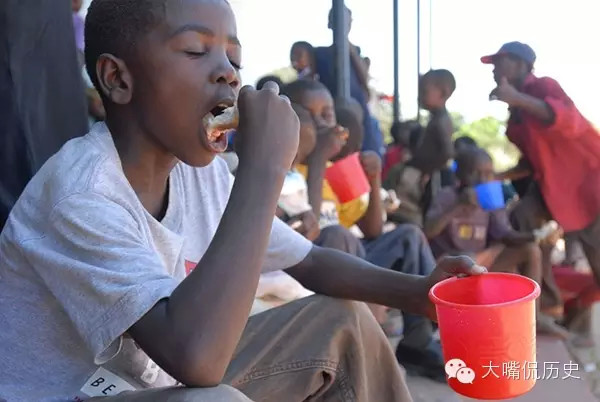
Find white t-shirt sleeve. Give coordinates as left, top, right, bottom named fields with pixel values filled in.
left=227, top=172, right=313, bottom=272
left=20, top=192, right=179, bottom=363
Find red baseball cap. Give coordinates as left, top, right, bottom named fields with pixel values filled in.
left=481, top=41, right=536, bottom=65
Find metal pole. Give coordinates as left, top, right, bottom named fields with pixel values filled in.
left=332, top=0, right=350, bottom=105
left=416, top=0, right=422, bottom=122
left=393, top=0, right=400, bottom=122
left=429, top=0, right=433, bottom=69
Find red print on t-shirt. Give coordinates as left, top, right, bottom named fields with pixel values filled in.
left=185, top=260, right=197, bottom=276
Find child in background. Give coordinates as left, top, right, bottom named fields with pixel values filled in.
left=382, top=120, right=420, bottom=181
left=256, top=104, right=320, bottom=310
left=284, top=79, right=450, bottom=381
left=277, top=103, right=320, bottom=242
left=425, top=147, right=570, bottom=337
left=290, top=41, right=317, bottom=80
left=384, top=69, right=456, bottom=226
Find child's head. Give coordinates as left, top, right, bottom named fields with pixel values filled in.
left=456, top=147, right=494, bottom=187
left=333, top=104, right=363, bottom=160
left=390, top=120, right=420, bottom=147
left=328, top=6, right=352, bottom=35
left=454, top=136, right=478, bottom=154
left=256, top=75, right=284, bottom=90
left=72, top=0, right=83, bottom=12
left=419, top=69, right=456, bottom=111
left=85, top=0, right=241, bottom=167
left=290, top=41, right=314, bottom=75
left=291, top=103, right=317, bottom=167
left=282, top=79, right=336, bottom=131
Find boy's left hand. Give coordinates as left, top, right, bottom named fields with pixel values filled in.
left=360, top=151, right=382, bottom=184
left=421, top=256, right=487, bottom=320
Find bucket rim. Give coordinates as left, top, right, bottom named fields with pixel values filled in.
left=429, top=272, right=541, bottom=309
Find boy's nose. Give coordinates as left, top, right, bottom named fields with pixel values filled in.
left=211, top=59, right=240, bottom=88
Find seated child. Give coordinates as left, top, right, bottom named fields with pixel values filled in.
left=276, top=103, right=320, bottom=241
left=290, top=41, right=317, bottom=80
left=283, top=79, right=450, bottom=381
left=384, top=69, right=456, bottom=226
left=425, top=146, right=570, bottom=337
left=255, top=104, right=319, bottom=308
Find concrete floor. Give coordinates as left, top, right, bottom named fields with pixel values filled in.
left=404, top=304, right=600, bottom=402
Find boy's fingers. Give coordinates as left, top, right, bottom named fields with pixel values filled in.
left=239, top=84, right=255, bottom=99
left=261, top=81, right=280, bottom=95
left=436, top=255, right=487, bottom=276
left=280, top=94, right=291, bottom=104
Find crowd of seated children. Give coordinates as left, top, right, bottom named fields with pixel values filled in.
left=384, top=69, right=456, bottom=226
left=281, top=78, right=452, bottom=381
left=424, top=146, right=571, bottom=338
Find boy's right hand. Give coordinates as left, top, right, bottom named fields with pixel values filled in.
left=315, top=125, right=349, bottom=161
left=236, top=82, right=299, bottom=171
left=288, top=210, right=320, bottom=242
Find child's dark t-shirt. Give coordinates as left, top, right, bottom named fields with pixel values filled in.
left=427, top=187, right=513, bottom=258
left=407, top=110, right=454, bottom=175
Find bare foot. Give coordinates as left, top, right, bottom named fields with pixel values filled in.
left=536, top=313, right=572, bottom=340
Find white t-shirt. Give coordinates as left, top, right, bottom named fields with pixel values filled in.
left=278, top=170, right=312, bottom=217
left=0, top=123, right=312, bottom=402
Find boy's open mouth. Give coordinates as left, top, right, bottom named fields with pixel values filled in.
left=202, top=103, right=238, bottom=153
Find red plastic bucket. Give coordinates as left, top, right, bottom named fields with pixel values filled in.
left=325, top=153, right=371, bottom=203
left=429, top=273, right=540, bottom=400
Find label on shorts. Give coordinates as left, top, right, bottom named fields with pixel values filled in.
left=80, top=367, right=136, bottom=397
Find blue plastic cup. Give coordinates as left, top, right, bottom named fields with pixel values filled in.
left=475, top=181, right=505, bottom=211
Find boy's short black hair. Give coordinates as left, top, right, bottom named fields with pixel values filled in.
left=454, top=136, right=477, bottom=150
left=290, top=41, right=314, bottom=55
left=390, top=120, right=421, bottom=146
left=455, top=146, right=491, bottom=181
left=256, top=75, right=284, bottom=90
left=84, top=0, right=168, bottom=94
left=421, top=69, right=456, bottom=97
left=291, top=103, right=313, bottom=125
left=281, top=79, right=330, bottom=105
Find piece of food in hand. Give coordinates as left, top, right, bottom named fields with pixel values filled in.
left=533, top=221, right=559, bottom=242
left=202, top=105, right=239, bottom=152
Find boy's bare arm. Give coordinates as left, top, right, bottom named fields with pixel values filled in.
left=425, top=189, right=476, bottom=239
left=356, top=151, right=384, bottom=239
left=305, top=126, right=347, bottom=217
left=287, top=247, right=484, bottom=321
left=424, top=204, right=462, bottom=238
left=496, top=159, right=532, bottom=181
left=501, top=231, right=535, bottom=246
left=129, top=85, right=300, bottom=387
left=305, top=148, right=329, bottom=217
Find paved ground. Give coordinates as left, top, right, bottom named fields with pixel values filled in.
left=404, top=303, right=600, bottom=402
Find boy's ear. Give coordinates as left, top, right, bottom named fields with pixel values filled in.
left=96, top=54, right=133, bottom=105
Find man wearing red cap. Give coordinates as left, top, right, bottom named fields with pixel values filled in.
left=482, top=42, right=600, bottom=306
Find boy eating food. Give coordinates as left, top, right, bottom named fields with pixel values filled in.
left=0, top=1, right=483, bottom=401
